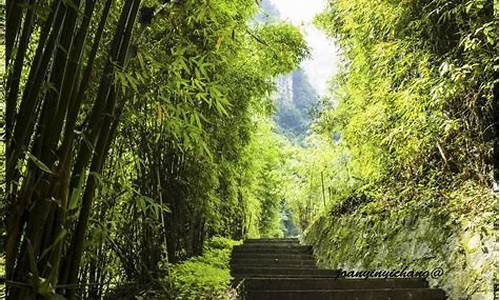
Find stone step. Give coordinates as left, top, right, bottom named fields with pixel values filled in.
left=245, top=238, right=300, bottom=244
left=231, top=239, right=447, bottom=299
left=244, top=288, right=447, bottom=300
left=231, top=267, right=341, bottom=278
left=233, top=266, right=320, bottom=271
left=230, top=258, right=317, bottom=267
left=232, top=264, right=318, bottom=270
left=233, top=245, right=313, bottom=254
left=230, top=253, right=315, bottom=260
left=239, top=242, right=303, bottom=248
left=243, top=278, right=429, bottom=290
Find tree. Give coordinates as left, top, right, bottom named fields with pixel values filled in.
left=3, top=0, right=308, bottom=298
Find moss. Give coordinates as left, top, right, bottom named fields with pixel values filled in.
left=304, top=180, right=498, bottom=299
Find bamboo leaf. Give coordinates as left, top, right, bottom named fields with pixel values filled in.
left=68, top=175, right=85, bottom=211
left=39, top=229, right=67, bottom=261
left=27, top=152, right=55, bottom=175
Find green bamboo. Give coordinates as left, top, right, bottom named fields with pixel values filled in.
left=5, top=0, right=24, bottom=65
left=5, top=0, right=35, bottom=143
left=5, top=2, right=65, bottom=288
left=63, top=2, right=141, bottom=296
left=69, top=0, right=135, bottom=195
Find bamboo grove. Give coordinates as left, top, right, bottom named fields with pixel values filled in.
left=283, top=0, right=498, bottom=298
left=2, top=0, right=499, bottom=299
left=283, top=0, right=499, bottom=230
left=2, top=0, right=307, bottom=298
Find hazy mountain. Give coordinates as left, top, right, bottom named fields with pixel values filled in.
left=259, top=0, right=320, bottom=142
left=257, top=0, right=281, bottom=21
left=274, top=70, right=319, bottom=141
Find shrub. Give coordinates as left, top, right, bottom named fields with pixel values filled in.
left=169, top=237, right=241, bottom=300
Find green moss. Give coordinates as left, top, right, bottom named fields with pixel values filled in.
left=305, top=180, right=498, bottom=299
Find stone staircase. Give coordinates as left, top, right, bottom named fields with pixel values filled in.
left=230, top=238, right=447, bottom=300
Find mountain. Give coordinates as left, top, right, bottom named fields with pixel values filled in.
left=274, top=69, right=319, bottom=141
left=258, top=0, right=320, bottom=142
left=257, top=0, right=281, bottom=22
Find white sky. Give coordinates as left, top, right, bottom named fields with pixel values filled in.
left=270, top=0, right=340, bottom=96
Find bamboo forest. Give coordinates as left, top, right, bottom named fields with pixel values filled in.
left=1, top=0, right=498, bottom=299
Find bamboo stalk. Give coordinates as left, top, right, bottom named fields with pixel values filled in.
left=63, top=2, right=141, bottom=296
left=5, top=3, right=65, bottom=291
left=5, top=0, right=24, bottom=64
left=5, top=0, right=35, bottom=143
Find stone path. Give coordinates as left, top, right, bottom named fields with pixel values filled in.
left=230, top=238, right=447, bottom=300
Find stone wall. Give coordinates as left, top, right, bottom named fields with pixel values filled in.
left=304, top=181, right=498, bottom=299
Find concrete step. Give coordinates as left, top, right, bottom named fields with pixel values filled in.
left=244, top=288, right=447, bottom=300
left=232, top=267, right=342, bottom=278
left=233, top=245, right=313, bottom=254
left=243, top=278, right=429, bottom=290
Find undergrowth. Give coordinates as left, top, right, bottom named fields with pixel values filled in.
left=169, top=237, right=241, bottom=300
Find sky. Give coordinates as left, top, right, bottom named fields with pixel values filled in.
left=269, top=0, right=340, bottom=96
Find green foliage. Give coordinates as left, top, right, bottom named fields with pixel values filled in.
left=68, top=0, right=308, bottom=297
left=108, top=0, right=308, bottom=262
left=251, top=23, right=310, bottom=76
left=9, top=0, right=497, bottom=299
left=297, top=0, right=499, bottom=299
left=314, top=0, right=498, bottom=184
left=171, top=261, right=230, bottom=300
left=4, top=0, right=308, bottom=298
left=281, top=134, right=351, bottom=230
left=169, top=237, right=241, bottom=300
left=204, top=236, right=242, bottom=252
left=0, top=255, right=4, bottom=298
left=4, top=0, right=143, bottom=297
left=239, top=118, right=295, bottom=238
